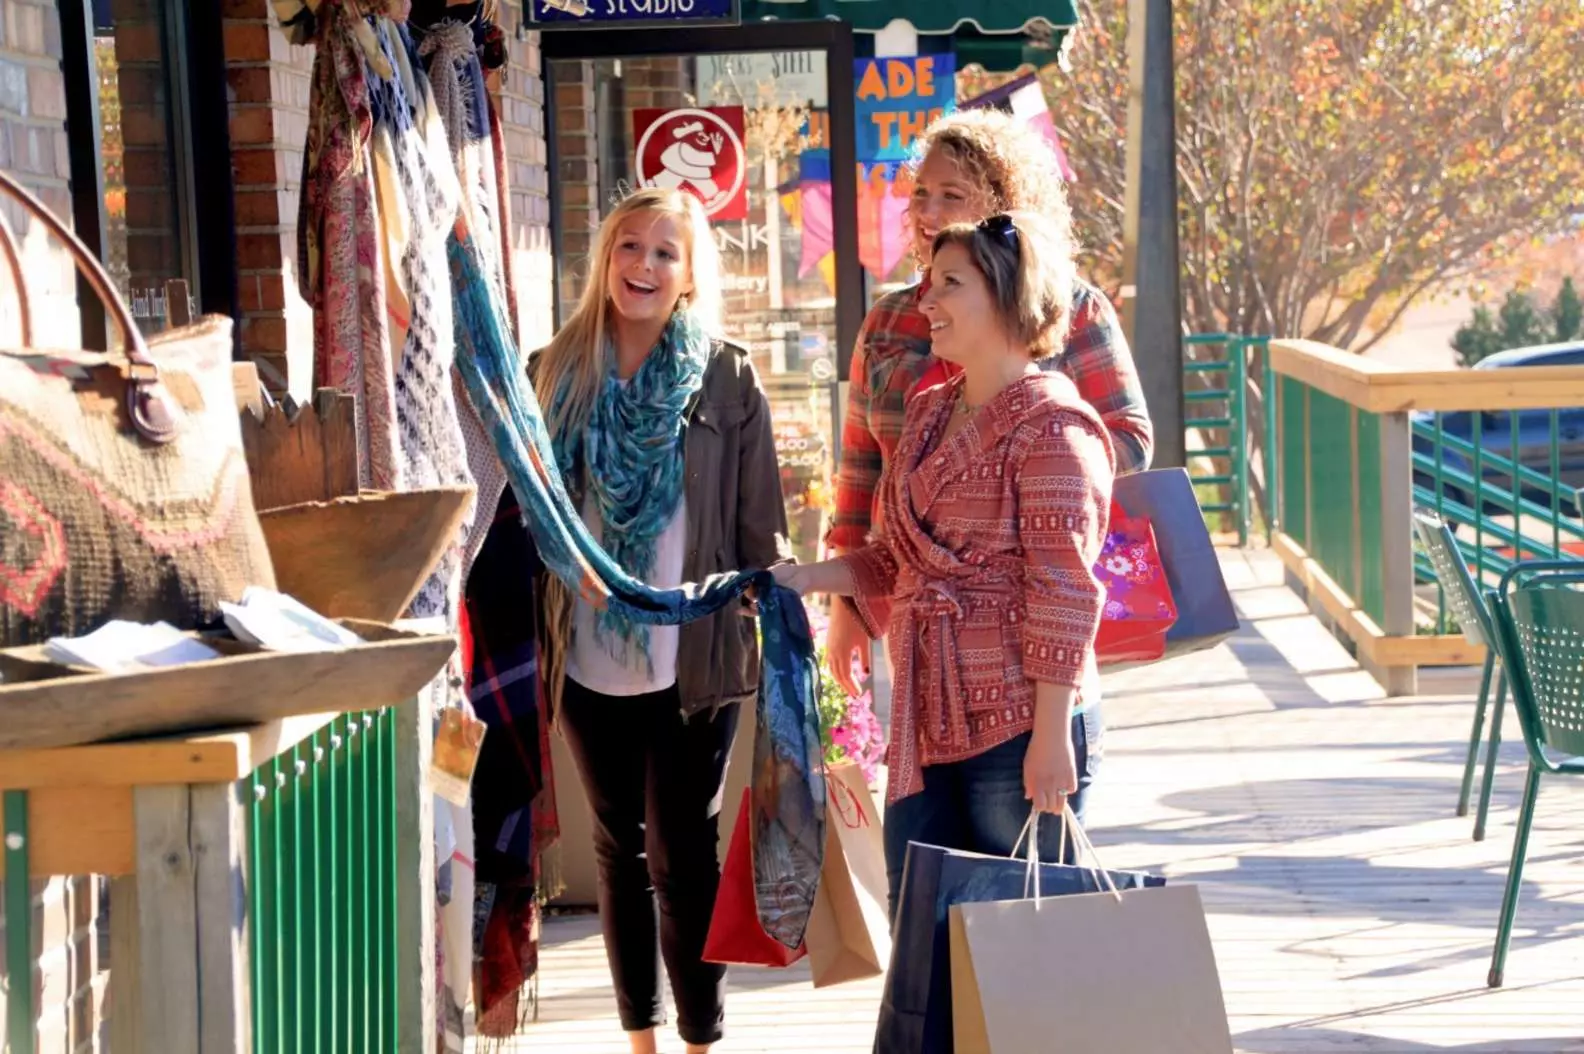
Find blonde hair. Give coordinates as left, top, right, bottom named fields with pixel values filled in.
left=533, top=187, right=722, bottom=442
left=913, top=110, right=1074, bottom=244
left=932, top=211, right=1077, bottom=359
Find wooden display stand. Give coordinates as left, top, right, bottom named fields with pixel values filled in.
left=0, top=716, right=338, bottom=1052
left=0, top=367, right=465, bottom=1053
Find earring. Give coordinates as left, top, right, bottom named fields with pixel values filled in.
left=676, top=293, right=691, bottom=313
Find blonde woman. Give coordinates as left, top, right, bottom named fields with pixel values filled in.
left=776, top=213, right=1114, bottom=914
left=534, top=188, right=790, bottom=1054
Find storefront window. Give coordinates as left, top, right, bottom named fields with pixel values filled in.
left=90, top=0, right=196, bottom=336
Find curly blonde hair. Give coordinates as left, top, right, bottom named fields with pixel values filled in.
left=912, top=109, right=1075, bottom=244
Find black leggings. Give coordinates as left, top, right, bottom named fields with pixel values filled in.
left=558, top=677, right=739, bottom=1045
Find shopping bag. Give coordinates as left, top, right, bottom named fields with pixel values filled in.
left=1110, top=468, right=1239, bottom=667
left=950, top=811, right=1232, bottom=1054
left=804, top=761, right=891, bottom=987
left=702, top=787, right=807, bottom=968
left=1094, top=502, right=1178, bottom=665
left=874, top=829, right=1165, bottom=1054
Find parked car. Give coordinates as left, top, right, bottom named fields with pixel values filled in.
left=1411, top=341, right=1584, bottom=517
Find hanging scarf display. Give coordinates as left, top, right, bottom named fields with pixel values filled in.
left=367, top=18, right=476, bottom=628
left=449, top=233, right=826, bottom=951
left=547, top=311, right=710, bottom=671
left=300, top=0, right=398, bottom=489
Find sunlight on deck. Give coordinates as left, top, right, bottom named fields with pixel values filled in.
left=485, top=550, right=1584, bottom=1053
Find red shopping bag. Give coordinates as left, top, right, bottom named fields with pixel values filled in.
left=1094, top=503, right=1179, bottom=664
left=703, top=788, right=808, bottom=967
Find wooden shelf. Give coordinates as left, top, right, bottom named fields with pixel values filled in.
left=0, top=713, right=336, bottom=878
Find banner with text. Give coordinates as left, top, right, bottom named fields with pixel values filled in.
left=853, top=54, right=956, bottom=163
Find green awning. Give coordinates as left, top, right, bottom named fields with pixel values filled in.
left=951, top=22, right=1071, bottom=71
left=738, top=0, right=1077, bottom=36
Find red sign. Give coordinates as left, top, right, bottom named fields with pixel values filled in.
left=633, top=106, right=748, bottom=221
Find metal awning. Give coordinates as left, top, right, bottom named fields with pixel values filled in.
left=738, top=0, right=1077, bottom=37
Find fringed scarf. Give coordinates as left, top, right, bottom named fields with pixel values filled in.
left=547, top=311, right=710, bottom=671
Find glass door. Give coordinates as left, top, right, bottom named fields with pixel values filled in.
left=543, top=23, right=861, bottom=563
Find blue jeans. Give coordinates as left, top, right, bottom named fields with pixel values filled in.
left=882, top=706, right=1104, bottom=920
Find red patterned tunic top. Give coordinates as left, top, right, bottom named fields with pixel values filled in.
left=841, top=372, right=1115, bottom=802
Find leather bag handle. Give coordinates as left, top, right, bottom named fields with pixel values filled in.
left=0, top=170, right=177, bottom=444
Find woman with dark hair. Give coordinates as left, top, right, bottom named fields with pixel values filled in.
left=778, top=212, right=1114, bottom=913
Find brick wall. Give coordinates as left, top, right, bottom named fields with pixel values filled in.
left=494, top=4, right=553, bottom=350
left=0, top=0, right=77, bottom=349
left=224, top=0, right=314, bottom=397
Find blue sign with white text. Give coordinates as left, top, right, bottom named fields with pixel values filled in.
left=531, top=0, right=738, bottom=27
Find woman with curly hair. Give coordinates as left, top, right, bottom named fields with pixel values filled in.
left=820, top=109, right=1152, bottom=910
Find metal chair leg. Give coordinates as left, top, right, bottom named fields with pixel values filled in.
left=1457, top=652, right=1496, bottom=817
left=1473, top=669, right=1508, bottom=842
left=1489, top=762, right=1541, bottom=988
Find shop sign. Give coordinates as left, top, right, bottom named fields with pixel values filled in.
left=698, top=52, right=828, bottom=108
left=634, top=107, right=749, bottom=221
left=530, top=0, right=739, bottom=28
left=853, top=54, right=957, bottom=163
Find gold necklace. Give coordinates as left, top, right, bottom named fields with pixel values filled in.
left=955, top=390, right=980, bottom=416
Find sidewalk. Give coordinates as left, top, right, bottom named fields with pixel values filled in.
left=497, top=550, right=1584, bottom=1052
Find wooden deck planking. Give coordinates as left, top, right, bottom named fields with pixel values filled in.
left=486, top=550, right=1584, bottom=1052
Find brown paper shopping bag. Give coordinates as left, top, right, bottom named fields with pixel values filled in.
left=949, top=809, right=1233, bottom=1054
left=803, top=761, right=892, bottom=987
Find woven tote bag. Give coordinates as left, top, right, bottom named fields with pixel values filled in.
left=0, top=170, right=276, bottom=646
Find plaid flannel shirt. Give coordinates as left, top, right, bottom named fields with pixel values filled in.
left=827, top=278, right=1152, bottom=552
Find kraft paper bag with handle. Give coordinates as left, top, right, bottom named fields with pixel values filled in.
left=803, top=761, right=892, bottom=987
left=875, top=833, right=1164, bottom=1053
left=949, top=809, right=1233, bottom=1054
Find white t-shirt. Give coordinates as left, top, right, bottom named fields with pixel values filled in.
left=566, top=490, right=688, bottom=697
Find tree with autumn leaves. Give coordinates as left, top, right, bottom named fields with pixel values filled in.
left=1031, top=0, right=1584, bottom=351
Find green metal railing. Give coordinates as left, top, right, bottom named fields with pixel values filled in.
left=1276, top=376, right=1392, bottom=628
left=1411, top=410, right=1583, bottom=633
left=1184, top=334, right=1264, bottom=546
left=1268, top=337, right=1584, bottom=685
left=250, top=708, right=400, bottom=1054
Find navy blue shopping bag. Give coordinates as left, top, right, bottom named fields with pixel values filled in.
left=873, top=841, right=1165, bottom=1054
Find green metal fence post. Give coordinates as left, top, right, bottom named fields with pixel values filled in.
left=4, top=790, right=32, bottom=1054
left=1233, top=337, right=1250, bottom=547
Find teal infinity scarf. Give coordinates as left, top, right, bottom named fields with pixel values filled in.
left=547, top=311, right=709, bottom=670
left=449, top=233, right=823, bottom=950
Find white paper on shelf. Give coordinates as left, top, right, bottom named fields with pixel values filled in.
left=44, top=621, right=222, bottom=673
left=220, top=588, right=363, bottom=653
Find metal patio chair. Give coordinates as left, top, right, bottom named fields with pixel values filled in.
left=1413, top=511, right=1508, bottom=839
left=1482, top=561, right=1584, bottom=987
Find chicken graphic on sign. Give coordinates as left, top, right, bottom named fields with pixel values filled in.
left=633, top=106, right=748, bottom=221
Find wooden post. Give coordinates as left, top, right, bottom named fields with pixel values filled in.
left=395, top=693, right=437, bottom=1053
left=1376, top=412, right=1418, bottom=696
left=112, top=784, right=251, bottom=1054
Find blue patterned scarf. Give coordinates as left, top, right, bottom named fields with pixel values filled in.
left=448, top=232, right=824, bottom=950
left=548, top=311, right=709, bottom=670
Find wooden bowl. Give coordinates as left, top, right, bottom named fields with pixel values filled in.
left=258, top=486, right=475, bottom=622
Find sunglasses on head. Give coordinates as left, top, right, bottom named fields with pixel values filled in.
left=979, top=214, right=1020, bottom=251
